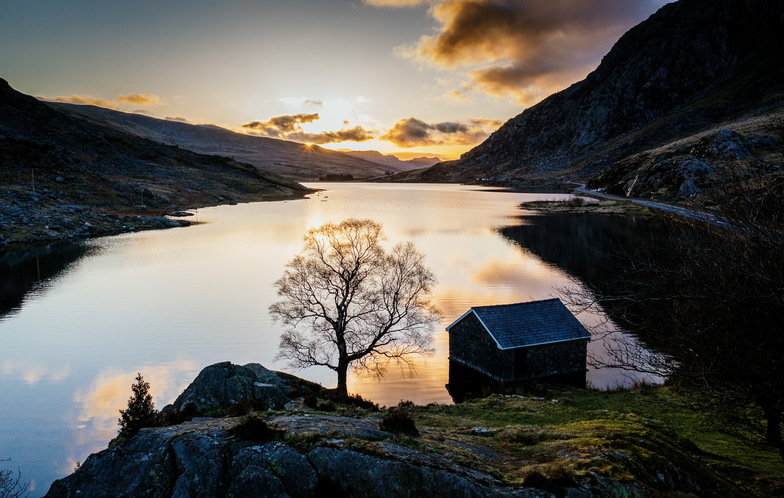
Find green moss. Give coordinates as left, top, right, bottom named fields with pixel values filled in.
left=407, top=387, right=784, bottom=496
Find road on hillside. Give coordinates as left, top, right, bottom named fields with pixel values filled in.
left=567, top=182, right=724, bottom=225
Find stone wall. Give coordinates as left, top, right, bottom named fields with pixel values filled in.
left=518, top=340, right=588, bottom=380
left=448, top=313, right=515, bottom=381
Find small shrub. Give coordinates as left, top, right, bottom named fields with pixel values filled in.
left=380, top=410, right=419, bottom=437
left=229, top=416, right=282, bottom=443
left=304, top=395, right=319, bottom=409
left=322, top=390, right=379, bottom=411
left=397, top=400, right=415, bottom=408
left=523, top=463, right=576, bottom=493
left=317, top=401, right=337, bottom=412
left=118, top=373, right=160, bottom=439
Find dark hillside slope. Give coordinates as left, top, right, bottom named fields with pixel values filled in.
left=0, top=78, right=309, bottom=247
left=417, top=0, right=784, bottom=187
left=49, top=103, right=402, bottom=180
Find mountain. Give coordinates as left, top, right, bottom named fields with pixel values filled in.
left=339, top=150, right=440, bottom=171
left=412, top=0, right=784, bottom=202
left=49, top=103, right=409, bottom=180
left=0, top=78, right=310, bottom=247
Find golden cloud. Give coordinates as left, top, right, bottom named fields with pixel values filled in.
left=380, top=117, right=500, bottom=147
left=242, top=113, right=321, bottom=138
left=243, top=114, right=373, bottom=144
left=288, top=126, right=375, bottom=145
left=45, top=95, right=118, bottom=109
left=399, top=0, right=666, bottom=104
left=116, top=93, right=162, bottom=106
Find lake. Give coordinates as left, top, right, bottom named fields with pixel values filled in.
left=0, top=183, right=652, bottom=496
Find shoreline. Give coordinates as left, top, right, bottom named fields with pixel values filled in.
left=518, top=198, right=655, bottom=216
left=0, top=190, right=313, bottom=255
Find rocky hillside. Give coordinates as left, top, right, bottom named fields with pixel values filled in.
left=44, top=362, right=784, bottom=497
left=0, top=78, right=310, bottom=248
left=49, top=103, right=418, bottom=181
left=413, top=0, right=784, bottom=202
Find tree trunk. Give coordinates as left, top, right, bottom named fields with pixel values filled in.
left=336, top=330, right=349, bottom=397
left=336, top=362, right=348, bottom=397
left=762, top=403, right=784, bottom=464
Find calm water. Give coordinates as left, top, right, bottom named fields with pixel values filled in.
left=0, top=183, right=650, bottom=495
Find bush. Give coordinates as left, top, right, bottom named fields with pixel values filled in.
left=229, top=416, right=282, bottom=443
left=317, top=401, right=337, bottom=412
left=322, top=390, right=379, bottom=411
left=380, top=410, right=419, bottom=437
left=118, top=373, right=160, bottom=439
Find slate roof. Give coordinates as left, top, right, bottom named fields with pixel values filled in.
left=447, top=298, right=591, bottom=349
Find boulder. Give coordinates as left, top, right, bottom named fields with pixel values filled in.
left=172, top=362, right=292, bottom=414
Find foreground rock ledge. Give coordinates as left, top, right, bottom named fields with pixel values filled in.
left=46, top=415, right=521, bottom=498
left=45, top=362, right=738, bottom=497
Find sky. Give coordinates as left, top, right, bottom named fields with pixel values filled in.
left=1, top=0, right=671, bottom=159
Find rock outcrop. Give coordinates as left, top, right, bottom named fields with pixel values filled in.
left=45, top=414, right=520, bottom=497
left=170, top=362, right=294, bottom=414
left=415, top=0, right=784, bottom=192
left=44, top=363, right=742, bottom=497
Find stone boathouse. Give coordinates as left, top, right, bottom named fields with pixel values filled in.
left=446, top=299, right=591, bottom=383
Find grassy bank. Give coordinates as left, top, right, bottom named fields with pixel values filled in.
left=391, top=385, right=783, bottom=496
left=520, top=198, right=654, bottom=216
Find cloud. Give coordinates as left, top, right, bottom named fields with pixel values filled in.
left=380, top=116, right=501, bottom=147
left=242, top=113, right=321, bottom=138
left=243, top=113, right=374, bottom=144
left=43, top=92, right=165, bottom=109
left=45, top=95, right=118, bottom=109
left=397, top=0, right=668, bottom=104
left=73, top=360, right=197, bottom=444
left=289, top=126, right=375, bottom=145
left=165, top=116, right=189, bottom=122
left=278, top=96, right=323, bottom=108
left=116, top=93, right=162, bottom=106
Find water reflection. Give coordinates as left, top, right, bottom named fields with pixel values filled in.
left=73, top=359, right=198, bottom=444
left=0, top=242, right=90, bottom=319
left=0, top=184, right=653, bottom=495
left=446, top=360, right=586, bottom=403
left=499, top=212, right=665, bottom=388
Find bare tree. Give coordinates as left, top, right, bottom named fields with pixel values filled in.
left=270, top=219, right=440, bottom=397
left=561, top=174, right=784, bottom=463
left=0, top=460, right=29, bottom=498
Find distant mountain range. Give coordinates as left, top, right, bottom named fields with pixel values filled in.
left=338, top=149, right=440, bottom=171
left=406, top=0, right=784, bottom=203
left=48, top=103, right=430, bottom=180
